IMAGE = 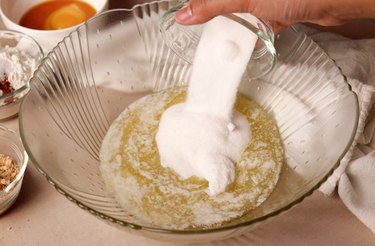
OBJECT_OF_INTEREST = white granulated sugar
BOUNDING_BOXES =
[263,160,276,169]
[156,15,258,196]
[0,44,37,96]
[99,14,284,230]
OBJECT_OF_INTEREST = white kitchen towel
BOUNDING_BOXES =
[294,25,375,233]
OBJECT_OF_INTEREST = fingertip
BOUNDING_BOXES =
[176,4,194,24]
[175,2,214,25]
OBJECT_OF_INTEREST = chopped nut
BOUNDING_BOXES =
[0,154,19,191]
[0,73,15,96]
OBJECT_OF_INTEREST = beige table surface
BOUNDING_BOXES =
[1,1,375,246]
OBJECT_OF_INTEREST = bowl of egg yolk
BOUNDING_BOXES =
[18,0,358,243]
[0,0,108,52]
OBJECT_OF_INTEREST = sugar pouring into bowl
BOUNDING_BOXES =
[0,0,109,52]
[98,0,350,232]
[101,1,282,229]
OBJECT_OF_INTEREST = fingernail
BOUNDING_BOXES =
[176,5,193,23]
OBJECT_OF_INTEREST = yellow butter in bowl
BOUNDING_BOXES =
[19,0,97,31]
[44,4,86,30]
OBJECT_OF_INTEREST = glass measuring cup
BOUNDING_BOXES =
[160,0,277,79]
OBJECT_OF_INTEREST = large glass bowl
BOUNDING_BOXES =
[19,0,358,243]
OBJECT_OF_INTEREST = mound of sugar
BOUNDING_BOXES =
[156,15,258,196]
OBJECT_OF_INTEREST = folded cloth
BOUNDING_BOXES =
[319,79,375,195]
[293,25,375,233]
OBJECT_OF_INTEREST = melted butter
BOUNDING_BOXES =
[100,89,285,229]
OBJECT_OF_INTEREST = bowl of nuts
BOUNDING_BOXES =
[0,125,28,214]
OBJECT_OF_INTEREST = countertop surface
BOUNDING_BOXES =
[1,1,375,245]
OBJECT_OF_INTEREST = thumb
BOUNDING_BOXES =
[176,0,253,25]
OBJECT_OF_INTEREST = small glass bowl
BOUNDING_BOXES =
[0,30,43,121]
[0,125,28,215]
[160,0,277,79]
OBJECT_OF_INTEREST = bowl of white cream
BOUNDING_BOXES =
[0,30,43,121]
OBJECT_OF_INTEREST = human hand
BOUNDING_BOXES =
[176,0,375,30]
